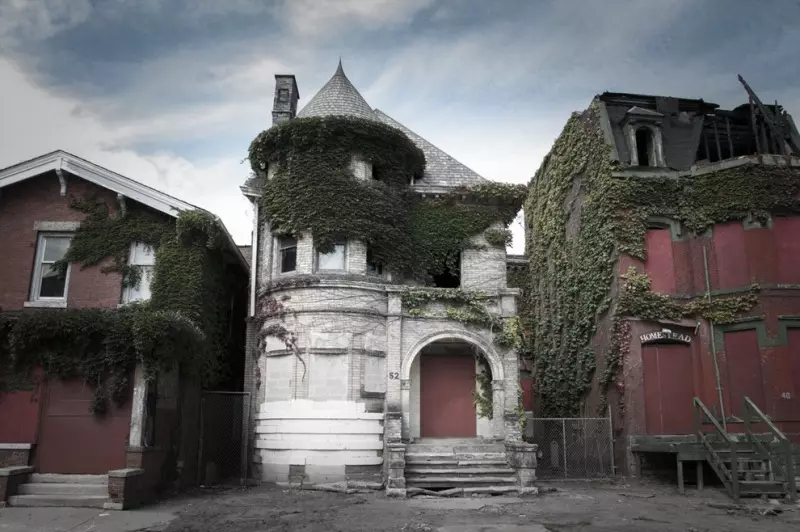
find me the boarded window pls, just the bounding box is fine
[264,355,294,401]
[309,354,348,400]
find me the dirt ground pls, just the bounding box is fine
[154,479,800,532]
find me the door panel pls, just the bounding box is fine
[420,355,476,438]
[643,344,694,434]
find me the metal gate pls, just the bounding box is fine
[526,415,614,479]
[198,391,250,486]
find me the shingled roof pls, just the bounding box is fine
[294,61,487,188]
[296,60,376,121]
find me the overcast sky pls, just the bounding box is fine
[1,0,798,253]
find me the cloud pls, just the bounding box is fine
[276,0,436,38]
[0,0,92,45]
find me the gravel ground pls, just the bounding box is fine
[154,479,800,532]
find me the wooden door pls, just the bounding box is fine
[643,344,695,434]
[420,355,476,438]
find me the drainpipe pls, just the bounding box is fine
[249,202,259,318]
[703,246,727,430]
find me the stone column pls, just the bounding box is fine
[385,290,403,417]
[491,380,505,439]
[506,441,538,491]
[400,380,411,441]
[386,443,406,498]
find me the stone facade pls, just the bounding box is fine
[243,62,526,489]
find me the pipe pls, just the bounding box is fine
[703,246,726,430]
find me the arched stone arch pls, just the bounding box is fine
[400,329,505,382]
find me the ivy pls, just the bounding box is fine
[0,201,244,411]
[523,101,794,417]
[473,357,493,419]
[484,228,513,248]
[249,116,525,282]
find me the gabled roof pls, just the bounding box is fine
[0,150,248,271]
[373,110,487,188]
[296,60,376,121]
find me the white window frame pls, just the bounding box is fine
[315,238,347,272]
[27,232,73,307]
[122,241,157,304]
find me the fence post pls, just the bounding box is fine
[607,405,615,477]
[197,394,206,486]
[240,393,250,487]
[562,419,568,478]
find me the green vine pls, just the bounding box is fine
[523,101,795,417]
[484,228,513,248]
[473,357,493,419]
[1,199,245,412]
[249,116,525,282]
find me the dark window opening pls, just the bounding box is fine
[636,127,653,166]
[367,247,384,276]
[371,165,381,181]
[431,253,461,288]
[280,236,297,273]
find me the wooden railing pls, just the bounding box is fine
[694,397,739,501]
[743,396,796,501]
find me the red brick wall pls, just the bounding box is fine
[0,171,124,311]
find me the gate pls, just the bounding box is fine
[526,415,614,479]
[198,391,250,486]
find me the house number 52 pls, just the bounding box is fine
[388,372,399,379]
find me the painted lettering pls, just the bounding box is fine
[639,330,692,345]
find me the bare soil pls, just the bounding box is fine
[155,479,800,532]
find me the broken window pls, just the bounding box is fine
[636,127,653,167]
[279,236,297,273]
[431,252,461,288]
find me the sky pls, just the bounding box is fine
[1,0,799,254]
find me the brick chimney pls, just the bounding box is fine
[272,75,299,125]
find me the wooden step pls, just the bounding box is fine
[738,480,787,496]
[405,476,517,489]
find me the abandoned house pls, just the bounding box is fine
[241,61,535,495]
[524,77,800,500]
[0,151,249,508]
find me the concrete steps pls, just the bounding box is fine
[405,439,518,492]
[9,474,110,509]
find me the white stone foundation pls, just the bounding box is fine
[255,400,383,485]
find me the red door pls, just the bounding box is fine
[420,355,476,437]
[643,344,694,434]
[35,379,131,474]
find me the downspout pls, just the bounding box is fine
[703,246,726,430]
[250,202,259,318]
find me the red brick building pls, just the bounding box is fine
[0,151,248,508]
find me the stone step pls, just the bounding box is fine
[404,459,510,468]
[18,483,109,496]
[406,452,508,462]
[29,474,107,484]
[406,476,517,488]
[406,444,506,454]
[406,467,515,477]
[8,494,109,509]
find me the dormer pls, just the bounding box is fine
[622,106,666,168]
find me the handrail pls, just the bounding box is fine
[694,397,739,501]
[743,397,796,500]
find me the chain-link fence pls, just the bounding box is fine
[526,415,614,479]
[198,391,250,486]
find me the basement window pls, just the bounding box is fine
[279,236,297,273]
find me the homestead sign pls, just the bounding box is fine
[639,330,692,345]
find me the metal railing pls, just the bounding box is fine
[693,397,739,501]
[526,415,614,479]
[743,396,796,500]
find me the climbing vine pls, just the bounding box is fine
[523,101,796,417]
[249,116,525,282]
[0,199,245,412]
[473,357,493,419]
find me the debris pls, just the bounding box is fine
[619,492,655,499]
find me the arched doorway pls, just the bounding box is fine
[402,334,505,440]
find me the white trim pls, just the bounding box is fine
[33,221,80,231]
[0,150,248,272]
[29,232,73,305]
[0,443,32,450]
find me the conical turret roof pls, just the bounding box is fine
[296,60,376,120]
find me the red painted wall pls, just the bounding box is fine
[644,229,676,293]
[774,217,800,284]
[0,370,44,443]
[420,355,476,437]
[0,172,124,311]
[721,330,765,418]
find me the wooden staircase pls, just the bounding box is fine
[693,397,798,502]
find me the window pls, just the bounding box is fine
[123,242,156,303]
[30,234,72,302]
[279,236,297,273]
[366,247,384,276]
[431,252,461,288]
[636,127,653,167]
[317,239,346,271]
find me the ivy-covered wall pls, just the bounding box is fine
[523,99,800,418]
[248,116,525,283]
[0,196,248,412]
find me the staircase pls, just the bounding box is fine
[405,439,519,495]
[8,474,110,508]
[693,397,799,501]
